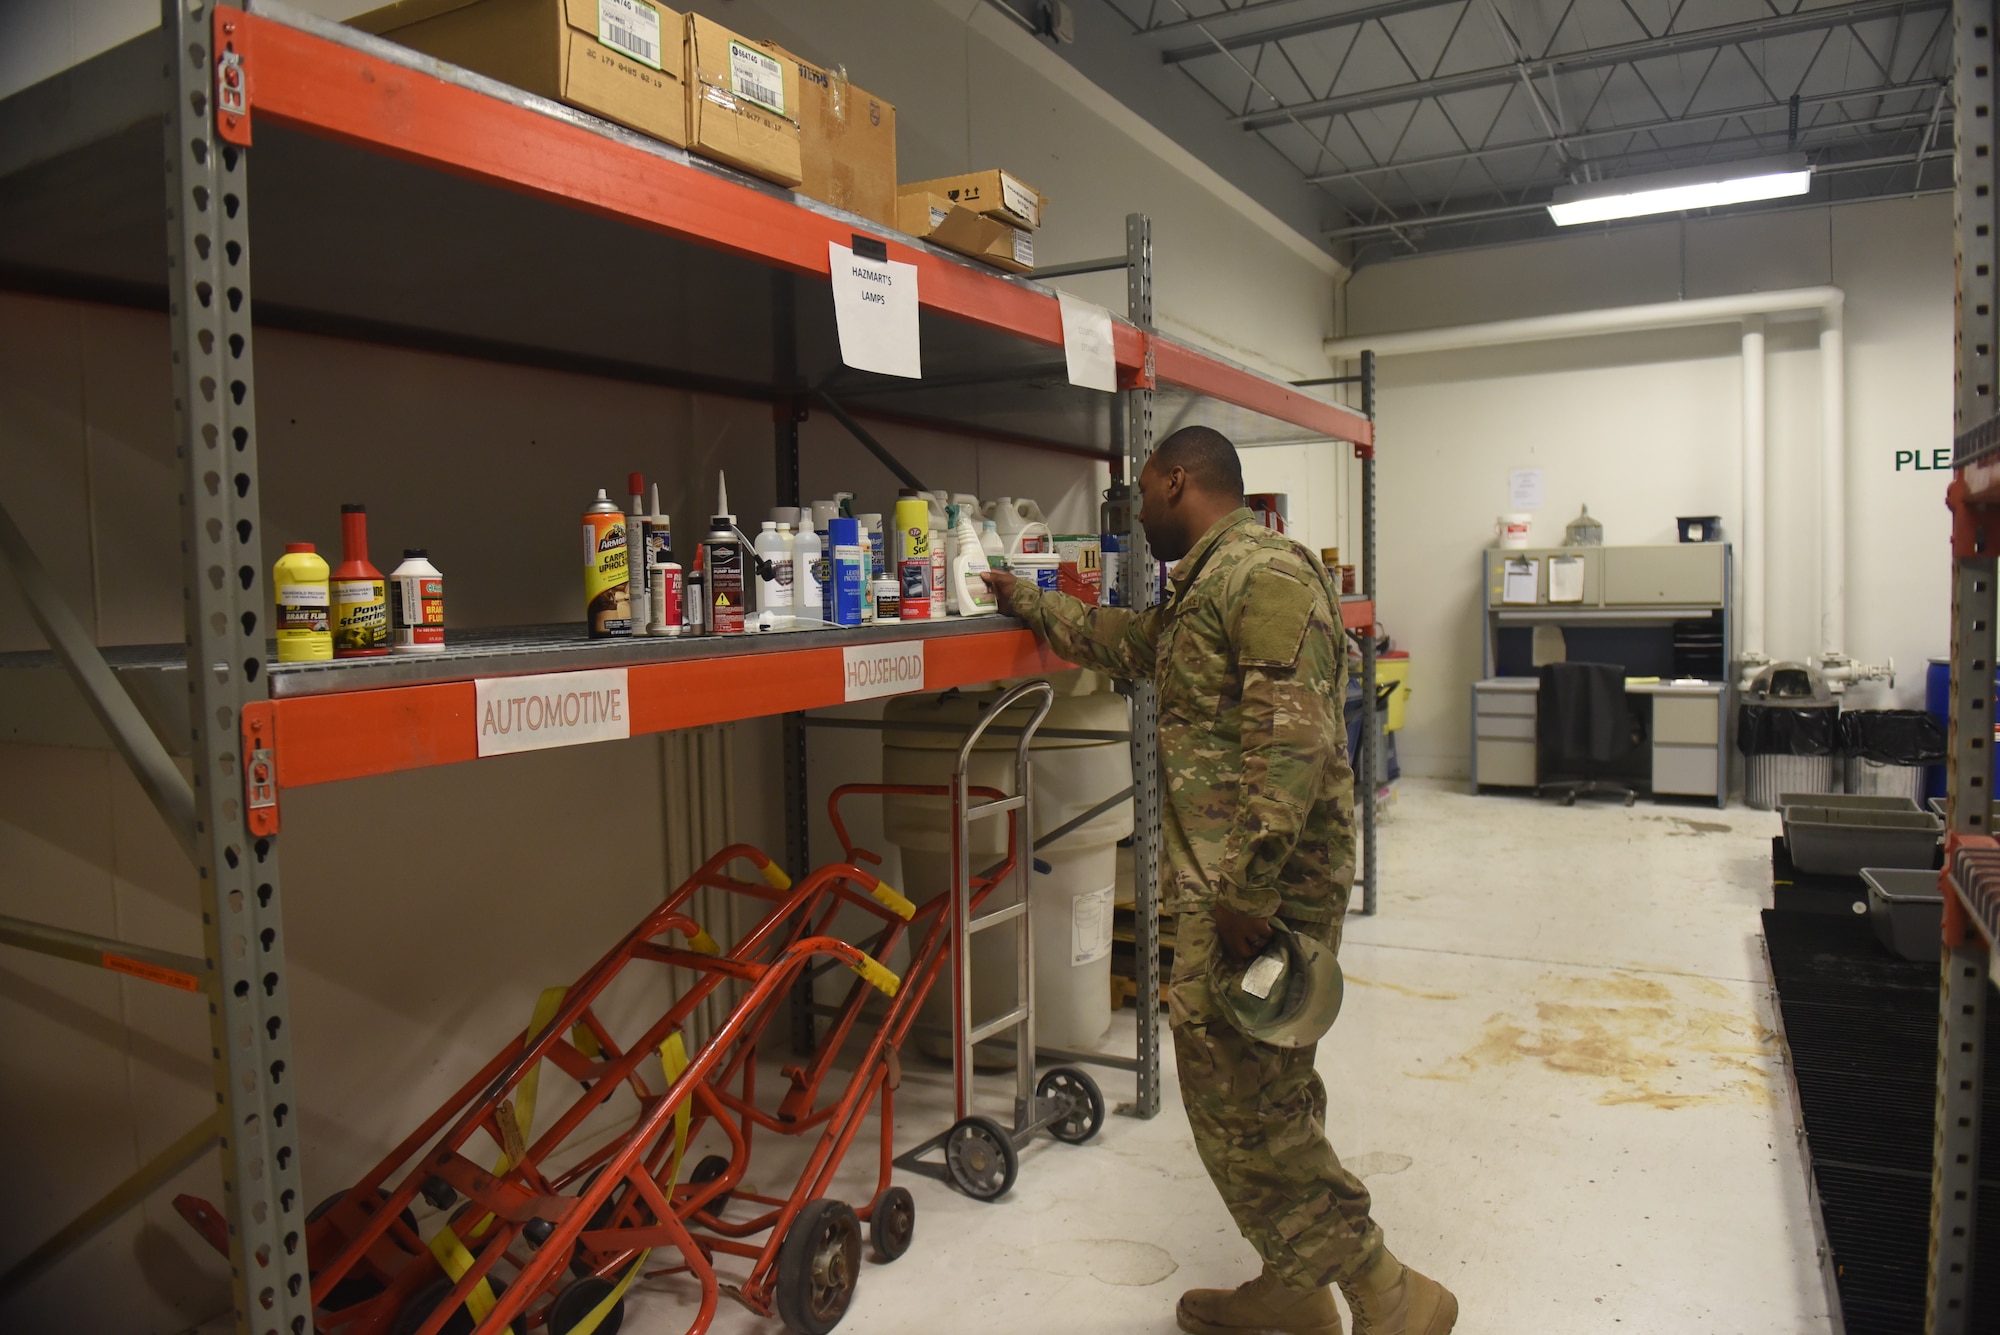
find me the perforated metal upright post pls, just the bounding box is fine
[1931,3,1996,1329]
[163,3,309,1331]
[1121,212,1162,1119]
[1358,352,1379,917]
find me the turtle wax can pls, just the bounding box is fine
[584,489,631,638]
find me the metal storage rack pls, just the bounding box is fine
[0,4,1379,1332]
[1935,3,1998,1331]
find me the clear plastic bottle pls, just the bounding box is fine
[979,518,1006,571]
[793,520,824,627]
[755,520,791,627]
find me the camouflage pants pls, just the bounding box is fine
[1169,912,1382,1290]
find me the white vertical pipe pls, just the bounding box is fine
[1740,316,1767,662]
[1819,311,1846,658]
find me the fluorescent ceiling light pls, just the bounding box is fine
[1548,155,1812,226]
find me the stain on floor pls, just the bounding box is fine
[1412,971,1778,1110]
[1344,974,1462,1002]
[1023,1238,1179,1286]
[1345,1151,1415,1179]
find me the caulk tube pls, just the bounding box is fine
[625,473,650,636]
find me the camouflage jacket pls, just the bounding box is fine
[1008,508,1354,925]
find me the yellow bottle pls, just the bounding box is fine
[273,543,333,662]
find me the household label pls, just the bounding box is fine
[828,242,921,379]
[476,668,630,757]
[842,640,925,702]
[598,0,663,71]
[1072,884,1114,966]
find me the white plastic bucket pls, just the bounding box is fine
[1009,552,1060,593]
[1497,513,1533,548]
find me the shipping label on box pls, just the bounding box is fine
[897,192,1033,273]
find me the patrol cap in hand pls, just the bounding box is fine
[1210,920,1344,1049]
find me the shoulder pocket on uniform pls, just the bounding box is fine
[1236,566,1316,668]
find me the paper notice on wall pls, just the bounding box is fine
[475,669,630,757]
[1072,884,1115,966]
[1058,291,1118,393]
[828,242,921,379]
[1502,557,1539,605]
[842,640,926,702]
[1509,468,1544,510]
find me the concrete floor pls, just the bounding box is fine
[598,778,1830,1335]
[189,780,1822,1334]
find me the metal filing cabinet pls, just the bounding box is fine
[1649,691,1723,798]
[1472,680,1539,788]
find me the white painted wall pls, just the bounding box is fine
[1339,195,1955,781]
[0,3,1344,1329]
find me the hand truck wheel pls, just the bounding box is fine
[943,1115,1018,1202]
[306,1187,419,1311]
[569,1169,648,1277]
[689,1152,734,1214]
[867,1186,915,1263]
[1036,1066,1105,1145]
[775,1198,862,1335]
[548,1275,624,1335]
[389,1276,520,1335]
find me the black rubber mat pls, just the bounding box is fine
[1764,909,2000,1331]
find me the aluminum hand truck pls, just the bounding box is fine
[872,679,1108,1201]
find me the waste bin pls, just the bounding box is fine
[1740,663,1838,810]
[1841,710,1946,804]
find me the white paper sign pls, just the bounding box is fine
[1058,291,1117,393]
[1508,468,1544,510]
[475,669,630,757]
[828,242,921,379]
[842,640,926,702]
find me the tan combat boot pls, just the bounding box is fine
[1337,1251,1458,1335]
[1177,1267,1344,1335]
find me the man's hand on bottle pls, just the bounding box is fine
[981,570,1019,603]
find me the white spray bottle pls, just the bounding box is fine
[950,512,998,617]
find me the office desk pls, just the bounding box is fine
[1471,676,1728,806]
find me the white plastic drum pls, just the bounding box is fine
[882,688,1132,1052]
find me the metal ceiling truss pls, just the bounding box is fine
[1113,0,1957,262]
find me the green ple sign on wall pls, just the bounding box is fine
[1895,448,1953,472]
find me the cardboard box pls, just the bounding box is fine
[897,192,1033,274]
[900,168,1044,230]
[685,14,802,187]
[767,47,897,226]
[351,0,687,148]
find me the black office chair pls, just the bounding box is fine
[1535,661,1642,806]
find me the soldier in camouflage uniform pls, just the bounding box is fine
[984,427,1457,1335]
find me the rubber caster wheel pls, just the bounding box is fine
[1037,1066,1105,1145]
[689,1153,733,1214]
[548,1276,624,1335]
[1624,793,1636,807]
[943,1115,1018,1202]
[307,1188,419,1311]
[867,1186,914,1262]
[1561,795,1576,807]
[389,1277,519,1335]
[569,1169,649,1278]
[775,1198,861,1335]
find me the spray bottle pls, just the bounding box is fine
[583,488,630,638]
[950,511,997,617]
[332,504,389,658]
[894,490,932,621]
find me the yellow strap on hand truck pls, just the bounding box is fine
[427,1226,499,1324]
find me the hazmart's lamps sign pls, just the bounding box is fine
[842,641,925,702]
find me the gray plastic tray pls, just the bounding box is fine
[1779,792,1920,813]
[1862,867,1943,962]
[1780,805,1941,877]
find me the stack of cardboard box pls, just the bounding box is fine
[895,169,1045,274]
[350,0,897,225]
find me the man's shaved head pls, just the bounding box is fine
[1150,426,1245,503]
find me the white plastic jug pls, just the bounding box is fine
[985,496,1052,557]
